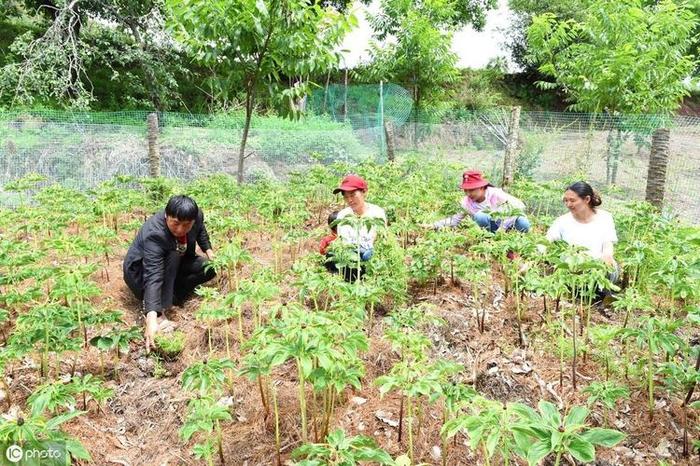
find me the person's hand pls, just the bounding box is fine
[205,249,215,261]
[419,223,435,230]
[602,253,615,267]
[144,311,159,354]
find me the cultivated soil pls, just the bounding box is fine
[1,215,698,466]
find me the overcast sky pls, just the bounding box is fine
[340,0,514,69]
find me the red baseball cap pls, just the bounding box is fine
[460,170,490,190]
[333,174,368,194]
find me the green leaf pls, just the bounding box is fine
[526,440,552,466]
[580,428,626,447]
[568,437,595,463]
[564,405,589,427]
[538,400,561,427]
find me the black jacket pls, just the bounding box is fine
[123,209,212,312]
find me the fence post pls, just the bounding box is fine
[502,106,521,187]
[147,112,161,178]
[645,127,670,210]
[384,119,395,162]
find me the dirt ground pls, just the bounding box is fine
[2,219,698,466]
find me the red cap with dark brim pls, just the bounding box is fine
[333,174,368,194]
[460,170,490,190]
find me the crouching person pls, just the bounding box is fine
[123,195,216,352]
[328,174,387,281]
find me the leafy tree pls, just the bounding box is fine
[527,0,698,184]
[0,0,187,109]
[166,0,355,183]
[364,0,496,125]
[506,0,588,72]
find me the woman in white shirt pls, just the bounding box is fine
[546,181,619,281]
[333,173,387,260]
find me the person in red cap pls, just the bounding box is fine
[431,170,530,233]
[332,173,387,262]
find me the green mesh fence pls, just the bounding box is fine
[1,98,699,223]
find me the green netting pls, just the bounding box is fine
[308,82,414,129]
[1,104,699,223]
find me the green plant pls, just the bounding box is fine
[181,358,236,397]
[0,410,91,464]
[180,395,233,466]
[206,239,252,291]
[27,380,77,417]
[291,428,394,465]
[620,316,684,420]
[512,401,625,466]
[11,303,81,379]
[442,396,525,466]
[154,330,186,360]
[582,381,629,426]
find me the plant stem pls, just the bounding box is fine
[554,449,563,466]
[647,342,654,421]
[297,363,308,442]
[407,396,414,465]
[258,376,269,418]
[398,395,404,442]
[272,382,282,466]
[482,441,491,466]
[572,303,578,391]
[216,420,225,465]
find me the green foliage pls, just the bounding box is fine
[527,0,698,115]
[292,428,394,465]
[154,331,186,360]
[363,1,497,113]
[512,401,625,465]
[0,410,91,463]
[181,358,236,397]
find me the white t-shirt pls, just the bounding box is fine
[546,210,617,259]
[336,202,387,250]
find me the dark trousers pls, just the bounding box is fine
[124,252,215,314]
[324,253,366,283]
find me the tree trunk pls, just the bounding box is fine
[323,71,330,114]
[237,92,254,184]
[343,68,348,123]
[147,113,160,178]
[384,119,396,162]
[502,106,521,187]
[606,124,623,185]
[645,127,670,210]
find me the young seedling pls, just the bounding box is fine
[206,239,252,291]
[195,287,237,356]
[442,396,525,466]
[154,330,186,361]
[69,374,114,413]
[582,381,629,426]
[620,316,684,420]
[659,346,700,456]
[291,428,394,465]
[181,358,236,397]
[180,395,232,466]
[27,380,77,416]
[12,303,81,379]
[0,409,91,463]
[89,326,141,379]
[50,266,102,347]
[588,324,622,381]
[511,401,625,466]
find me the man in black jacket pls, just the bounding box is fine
[123,195,216,352]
